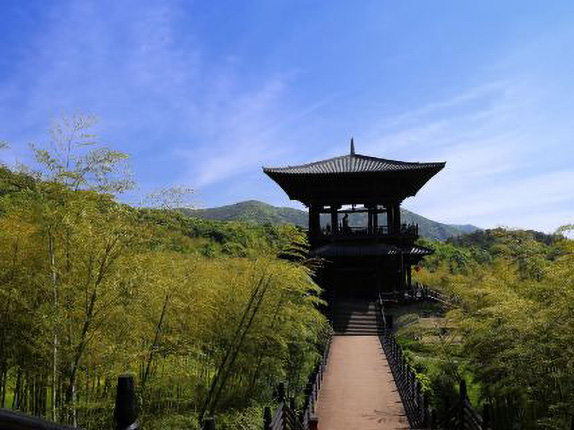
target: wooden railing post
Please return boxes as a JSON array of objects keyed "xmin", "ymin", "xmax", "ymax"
[
  {"xmin": 422, "ymin": 393, "xmax": 431, "ymax": 428},
  {"xmin": 482, "ymin": 402, "xmax": 490, "ymax": 430},
  {"xmin": 458, "ymin": 380, "xmax": 467, "ymax": 430},
  {"xmin": 114, "ymin": 374, "xmax": 139, "ymax": 430},
  {"xmin": 386, "ymin": 314, "xmax": 394, "ymax": 330},
  {"xmin": 263, "ymin": 406, "xmax": 272, "ymax": 430},
  {"xmin": 309, "ymin": 415, "xmax": 319, "ymax": 430},
  {"xmin": 277, "ymin": 382, "xmax": 286, "ymax": 402},
  {"xmin": 203, "ymin": 416, "xmax": 215, "ymax": 430}
]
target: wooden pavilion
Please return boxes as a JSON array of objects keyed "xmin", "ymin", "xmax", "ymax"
[{"xmin": 263, "ymin": 140, "xmax": 445, "ymax": 300}]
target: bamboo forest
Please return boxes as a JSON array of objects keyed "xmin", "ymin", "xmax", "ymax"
[{"xmin": 0, "ymin": 116, "xmax": 573, "ymax": 430}]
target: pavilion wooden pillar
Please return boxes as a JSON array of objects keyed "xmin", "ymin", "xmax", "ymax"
[
  {"xmin": 330, "ymin": 206, "xmax": 339, "ymax": 232},
  {"xmin": 367, "ymin": 207, "xmax": 373, "ymax": 234},
  {"xmin": 386, "ymin": 203, "xmax": 395, "ymax": 234},
  {"xmin": 393, "ymin": 202, "xmax": 402, "ymax": 234},
  {"xmin": 308, "ymin": 205, "xmax": 321, "ymax": 238},
  {"xmin": 399, "ymin": 252, "xmax": 406, "ymax": 290}
]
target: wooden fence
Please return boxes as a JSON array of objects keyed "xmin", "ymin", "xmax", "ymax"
[
  {"xmin": 263, "ymin": 383, "xmax": 304, "ymax": 430},
  {"xmin": 377, "ymin": 286, "xmax": 494, "ymax": 430},
  {"xmin": 0, "ymin": 374, "xmax": 139, "ymax": 430},
  {"xmin": 264, "ymin": 334, "xmax": 331, "ymax": 430},
  {"xmin": 376, "ymin": 299, "xmax": 431, "ymax": 428},
  {"xmin": 379, "ymin": 282, "xmax": 455, "ymax": 307},
  {"xmin": 433, "ymin": 380, "xmax": 486, "ymax": 430}
]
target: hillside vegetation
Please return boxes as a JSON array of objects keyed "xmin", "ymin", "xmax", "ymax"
[
  {"xmin": 401, "ymin": 227, "xmax": 574, "ymax": 429},
  {"xmin": 0, "ymin": 116, "xmax": 327, "ymax": 430},
  {"xmin": 184, "ymin": 200, "xmax": 479, "ymax": 241}
]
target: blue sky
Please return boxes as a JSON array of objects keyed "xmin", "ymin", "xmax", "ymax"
[{"xmin": 1, "ymin": 0, "xmax": 573, "ymax": 232}]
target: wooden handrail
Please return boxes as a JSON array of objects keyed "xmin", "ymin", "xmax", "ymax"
[
  {"xmin": 0, "ymin": 374, "xmax": 139, "ymax": 430},
  {"xmin": 376, "ymin": 295, "xmax": 430, "ymax": 429},
  {"xmin": 378, "ymin": 290, "xmax": 491, "ymax": 430},
  {"xmin": 266, "ymin": 335, "xmax": 332, "ymax": 430},
  {"xmin": 0, "ymin": 409, "xmax": 85, "ymax": 430}
]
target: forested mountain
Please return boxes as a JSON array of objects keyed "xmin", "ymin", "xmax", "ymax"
[{"xmin": 183, "ymin": 200, "xmax": 479, "ymax": 241}]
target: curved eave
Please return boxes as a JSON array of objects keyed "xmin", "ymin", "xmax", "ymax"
[
  {"xmin": 263, "ymin": 156, "xmax": 446, "ymax": 175},
  {"xmin": 263, "ymin": 163, "xmax": 445, "ymax": 205}
]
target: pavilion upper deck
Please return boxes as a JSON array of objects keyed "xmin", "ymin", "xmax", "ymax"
[{"xmin": 311, "ymin": 222, "xmax": 419, "ymax": 241}]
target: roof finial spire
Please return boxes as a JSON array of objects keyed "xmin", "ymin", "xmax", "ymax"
[{"xmin": 350, "ymin": 137, "xmax": 355, "ymax": 155}]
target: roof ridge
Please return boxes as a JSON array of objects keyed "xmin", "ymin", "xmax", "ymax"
[{"xmin": 263, "ymin": 152, "xmax": 445, "ymax": 174}]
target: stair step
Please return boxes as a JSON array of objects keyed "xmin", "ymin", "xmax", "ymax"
[
  {"xmin": 334, "ymin": 330, "xmax": 381, "ymax": 335},
  {"xmin": 335, "ymin": 304, "xmax": 376, "ymax": 309},
  {"xmin": 333, "ymin": 321, "xmax": 380, "ymax": 327},
  {"xmin": 333, "ymin": 312, "xmax": 377, "ymax": 317},
  {"xmin": 333, "ymin": 314, "xmax": 377, "ymax": 321}
]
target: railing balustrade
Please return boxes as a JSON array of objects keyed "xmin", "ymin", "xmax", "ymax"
[
  {"xmin": 265, "ymin": 334, "xmax": 332, "ymax": 430},
  {"xmin": 317, "ymin": 223, "xmax": 419, "ymax": 239},
  {"xmin": 377, "ymin": 285, "xmax": 494, "ymax": 430},
  {"xmin": 0, "ymin": 374, "xmax": 140, "ymax": 430},
  {"xmin": 376, "ymin": 298, "xmax": 430, "ymax": 428},
  {"xmin": 379, "ymin": 283, "xmax": 454, "ymax": 307}
]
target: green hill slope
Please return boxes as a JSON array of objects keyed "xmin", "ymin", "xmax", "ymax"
[{"xmin": 183, "ymin": 200, "xmax": 479, "ymax": 241}]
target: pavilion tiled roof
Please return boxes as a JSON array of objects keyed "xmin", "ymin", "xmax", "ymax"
[
  {"xmin": 263, "ymin": 153, "xmax": 445, "ymax": 176},
  {"xmin": 263, "ymin": 140, "xmax": 446, "ymax": 205}
]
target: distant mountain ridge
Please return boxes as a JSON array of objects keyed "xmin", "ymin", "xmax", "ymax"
[{"xmin": 183, "ymin": 200, "xmax": 479, "ymax": 241}]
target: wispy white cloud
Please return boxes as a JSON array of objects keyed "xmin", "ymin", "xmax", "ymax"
[
  {"xmin": 1, "ymin": 0, "xmax": 572, "ymax": 232},
  {"xmin": 0, "ymin": 0, "xmax": 339, "ymax": 196},
  {"xmin": 355, "ymin": 44, "xmax": 574, "ymax": 232}
]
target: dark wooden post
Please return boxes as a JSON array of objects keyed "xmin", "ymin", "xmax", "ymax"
[
  {"xmin": 482, "ymin": 402, "xmax": 490, "ymax": 430},
  {"xmin": 393, "ymin": 202, "xmax": 401, "ymax": 233},
  {"xmin": 203, "ymin": 416, "xmax": 215, "ymax": 430},
  {"xmin": 114, "ymin": 374, "xmax": 139, "ymax": 430},
  {"xmin": 367, "ymin": 207, "xmax": 373, "ymax": 233},
  {"xmin": 309, "ymin": 415, "xmax": 319, "ymax": 430},
  {"xmin": 422, "ymin": 393, "xmax": 431, "ymax": 428},
  {"xmin": 459, "ymin": 380, "xmax": 467, "ymax": 430},
  {"xmin": 385, "ymin": 314, "xmax": 393, "ymax": 330},
  {"xmin": 263, "ymin": 406, "xmax": 272, "ymax": 430},
  {"xmin": 309, "ymin": 205, "xmax": 321, "ymax": 238},
  {"xmin": 459, "ymin": 379, "xmax": 467, "ymax": 399},
  {"xmin": 386, "ymin": 203, "xmax": 394, "ymax": 234},
  {"xmin": 330, "ymin": 207, "xmax": 338, "ymax": 232},
  {"xmin": 277, "ymin": 382, "xmax": 286, "ymax": 402}
]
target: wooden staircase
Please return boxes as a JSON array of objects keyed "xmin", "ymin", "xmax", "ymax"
[{"xmin": 332, "ymin": 300, "xmax": 380, "ymax": 335}]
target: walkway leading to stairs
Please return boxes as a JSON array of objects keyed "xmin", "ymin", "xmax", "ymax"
[{"xmin": 316, "ymin": 335, "xmax": 409, "ymax": 430}]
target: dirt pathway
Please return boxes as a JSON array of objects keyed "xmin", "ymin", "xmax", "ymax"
[{"xmin": 315, "ymin": 335, "xmax": 409, "ymax": 430}]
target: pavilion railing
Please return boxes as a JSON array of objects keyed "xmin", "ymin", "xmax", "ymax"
[
  {"xmin": 379, "ymin": 283, "xmax": 455, "ymax": 308},
  {"xmin": 377, "ymin": 289, "xmax": 493, "ymax": 430},
  {"xmin": 376, "ymin": 297, "xmax": 430, "ymax": 428},
  {"xmin": 432, "ymin": 380, "xmax": 488, "ymax": 430},
  {"xmin": 318, "ymin": 223, "xmax": 419, "ymax": 239},
  {"xmin": 0, "ymin": 374, "xmax": 139, "ymax": 430},
  {"xmin": 264, "ymin": 334, "xmax": 332, "ymax": 430},
  {"xmin": 263, "ymin": 383, "xmax": 304, "ymax": 430}
]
